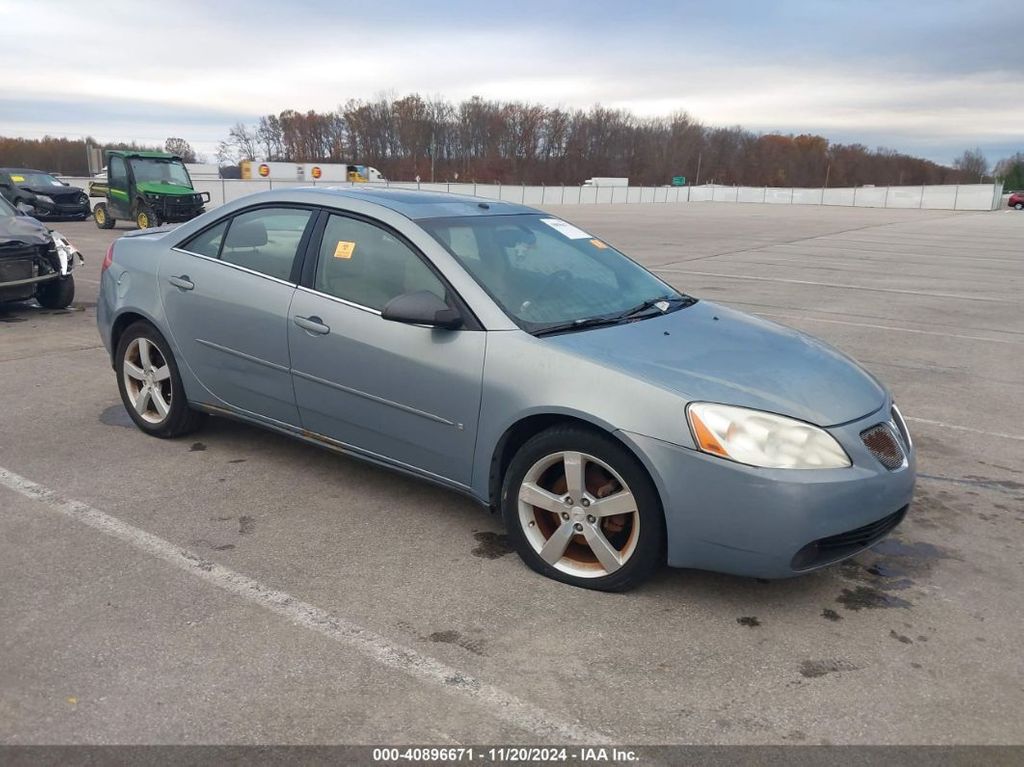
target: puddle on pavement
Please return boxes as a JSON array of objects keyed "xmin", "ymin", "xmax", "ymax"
[
  {"xmin": 836, "ymin": 585, "xmax": 912, "ymax": 611},
  {"xmin": 471, "ymin": 531, "xmax": 512, "ymax": 559},
  {"xmin": 99, "ymin": 404, "xmax": 134, "ymax": 428}
]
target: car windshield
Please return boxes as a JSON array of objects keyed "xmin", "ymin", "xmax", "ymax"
[
  {"xmin": 129, "ymin": 158, "xmax": 191, "ymax": 187},
  {"xmin": 0, "ymin": 194, "xmax": 16, "ymax": 216},
  {"xmin": 422, "ymin": 213, "xmax": 691, "ymax": 334},
  {"xmin": 8, "ymin": 171, "xmax": 64, "ymax": 188}
]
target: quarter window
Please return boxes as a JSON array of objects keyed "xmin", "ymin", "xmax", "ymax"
[
  {"xmin": 314, "ymin": 215, "xmax": 446, "ymax": 311},
  {"xmin": 219, "ymin": 207, "xmax": 313, "ymax": 282}
]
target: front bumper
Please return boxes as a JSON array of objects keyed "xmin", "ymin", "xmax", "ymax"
[
  {"xmin": 149, "ymin": 193, "xmax": 209, "ymax": 223},
  {"xmin": 620, "ymin": 403, "xmax": 916, "ymax": 579}
]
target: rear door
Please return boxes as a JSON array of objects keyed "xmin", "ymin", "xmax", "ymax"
[
  {"xmin": 288, "ymin": 212, "xmax": 485, "ymax": 485},
  {"xmin": 158, "ymin": 205, "xmax": 316, "ymax": 426}
]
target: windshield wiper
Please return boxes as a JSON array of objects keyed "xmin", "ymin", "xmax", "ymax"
[
  {"xmin": 533, "ymin": 315, "xmax": 628, "ymax": 337},
  {"xmin": 534, "ymin": 295, "xmax": 697, "ymax": 337},
  {"xmin": 614, "ymin": 294, "xmax": 694, "ymax": 321}
]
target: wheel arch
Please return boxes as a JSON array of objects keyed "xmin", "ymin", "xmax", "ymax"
[
  {"xmin": 109, "ymin": 309, "xmax": 163, "ymax": 367},
  {"xmin": 486, "ymin": 410, "xmax": 664, "ymax": 516}
]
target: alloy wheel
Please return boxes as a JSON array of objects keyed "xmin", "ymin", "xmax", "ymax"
[
  {"xmin": 517, "ymin": 451, "xmax": 640, "ymax": 578},
  {"xmin": 122, "ymin": 337, "xmax": 172, "ymax": 424}
]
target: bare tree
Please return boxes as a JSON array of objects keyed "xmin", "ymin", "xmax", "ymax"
[
  {"xmin": 953, "ymin": 148, "xmax": 988, "ymax": 182},
  {"xmin": 164, "ymin": 137, "xmax": 198, "ymax": 163}
]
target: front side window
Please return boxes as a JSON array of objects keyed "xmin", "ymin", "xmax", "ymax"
[
  {"xmin": 108, "ymin": 157, "xmax": 128, "ymax": 189},
  {"xmin": 314, "ymin": 214, "xmax": 446, "ymax": 311},
  {"xmin": 219, "ymin": 207, "xmax": 313, "ymax": 282},
  {"xmin": 422, "ymin": 214, "xmax": 687, "ymax": 332}
]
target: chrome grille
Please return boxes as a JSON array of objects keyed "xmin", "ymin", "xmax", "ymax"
[{"xmin": 861, "ymin": 423, "xmax": 905, "ymax": 470}]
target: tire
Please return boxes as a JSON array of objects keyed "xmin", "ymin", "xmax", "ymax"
[
  {"xmin": 501, "ymin": 425, "xmax": 665, "ymax": 591},
  {"xmin": 36, "ymin": 275, "xmax": 75, "ymax": 309},
  {"xmin": 93, "ymin": 202, "xmax": 115, "ymax": 229},
  {"xmin": 135, "ymin": 204, "xmax": 159, "ymax": 229},
  {"xmin": 1015, "ymin": 202, "xmax": 1023, "ymax": 211},
  {"xmin": 115, "ymin": 321, "xmax": 205, "ymax": 438}
]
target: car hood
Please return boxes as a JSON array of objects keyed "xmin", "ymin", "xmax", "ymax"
[
  {"xmin": 136, "ymin": 181, "xmax": 196, "ymax": 196},
  {"xmin": 0, "ymin": 214, "xmax": 51, "ymax": 249},
  {"xmin": 544, "ymin": 300, "xmax": 886, "ymax": 427},
  {"xmin": 19, "ymin": 183, "xmax": 85, "ymax": 196}
]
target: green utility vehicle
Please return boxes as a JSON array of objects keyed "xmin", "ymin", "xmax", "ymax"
[{"xmin": 89, "ymin": 151, "xmax": 210, "ymax": 230}]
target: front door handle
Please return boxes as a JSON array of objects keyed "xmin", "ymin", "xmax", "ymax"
[
  {"xmin": 168, "ymin": 275, "xmax": 194, "ymax": 291},
  {"xmin": 294, "ymin": 315, "xmax": 330, "ymax": 335}
]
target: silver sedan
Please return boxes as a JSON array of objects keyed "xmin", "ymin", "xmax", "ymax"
[{"xmin": 97, "ymin": 188, "xmax": 915, "ymax": 591}]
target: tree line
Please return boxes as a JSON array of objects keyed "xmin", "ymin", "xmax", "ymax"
[
  {"xmin": 0, "ymin": 136, "xmax": 199, "ymax": 175},
  {"xmin": 2, "ymin": 93, "xmax": 1019, "ymax": 189},
  {"xmin": 216, "ymin": 94, "xmax": 1012, "ymax": 187}
]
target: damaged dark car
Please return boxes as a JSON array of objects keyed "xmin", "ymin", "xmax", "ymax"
[
  {"xmin": 0, "ymin": 194, "xmax": 82, "ymax": 309},
  {"xmin": 0, "ymin": 167, "xmax": 91, "ymax": 221}
]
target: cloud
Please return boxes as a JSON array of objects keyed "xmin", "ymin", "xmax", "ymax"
[{"xmin": 2, "ymin": 0, "xmax": 1021, "ymax": 163}]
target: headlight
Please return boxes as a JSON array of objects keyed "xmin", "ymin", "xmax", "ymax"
[
  {"xmin": 687, "ymin": 402, "xmax": 851, "ymax": 469},
  {"xmin": 36, "ymin": 194, "xmax": 54, "ymax": 205}
]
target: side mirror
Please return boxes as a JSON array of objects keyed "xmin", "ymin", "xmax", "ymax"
[{"xmin": 382, "ymin": 290, "xmax": 463, "ymax": 330}]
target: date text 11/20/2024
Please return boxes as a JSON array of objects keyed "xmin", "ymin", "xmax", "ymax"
[{"xmin": 372, "ymin": 746, "xmax": 640, "ymax": 762}]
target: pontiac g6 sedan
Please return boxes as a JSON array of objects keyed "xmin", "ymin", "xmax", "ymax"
[{"xmin": 97, "ymin": 188, "xmax": 915, "ymax": 591}]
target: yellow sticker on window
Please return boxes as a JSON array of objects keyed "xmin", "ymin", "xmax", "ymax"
[
  {"xmin": 333, "ymin": 240, "xmax": 356, "ymax": 259},
  {"xmin": 10, "ymin": 175, "xmax": 25, "ymax": 182},
  {"xmin": 590, "ymin": 238, "xmax": 608, "ymax": 249}
]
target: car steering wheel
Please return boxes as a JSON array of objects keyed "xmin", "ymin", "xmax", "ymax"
[{"xmin": 530, "ymin": 269, "xmax": 574, "ymax": 306}]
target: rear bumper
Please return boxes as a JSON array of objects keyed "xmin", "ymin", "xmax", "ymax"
[{"xmin": 620, "ymin": 404, "xmax": 916, "ymax": 579}]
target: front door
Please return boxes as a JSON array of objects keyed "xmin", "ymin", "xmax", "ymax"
[
  {"xmin": 107, "ymin": 155, "xmax": 132, "ymax": 219},
  {"xmin": 288, "ymin": 212, "xmax": 485, "ymax": 486},
  {"xmin": 158, "ymin": 206, "xmax": 315, "ymax": 426}
]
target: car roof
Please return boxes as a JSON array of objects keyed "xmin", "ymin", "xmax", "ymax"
[
  {"xmin": 1, "ymin": 168, "xmax": 51, "ymax": 174},
  {"xmin": 300, "ymin": 186, "xmax": 539, "ymax": 220},
  {"xmin": 107, "ymin": 150, "xmax": 179, "ymax": 160}
]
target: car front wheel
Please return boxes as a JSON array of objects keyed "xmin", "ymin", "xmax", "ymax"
[
  {"xmin": 115, "ymin": 322, "xmax": 204, "ymax": 438},
  {"xmin": 501, "ymin": 425, "xmax": 665, "ymax": 591}
]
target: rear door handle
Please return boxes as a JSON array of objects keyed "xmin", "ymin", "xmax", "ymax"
[
  {"xmin": 294, "ymin": 315, "xmax": 330, "ymax": 335},
  {"xmin": 168, "ymin": 275, "xmax": 194, "ymax": 291}
]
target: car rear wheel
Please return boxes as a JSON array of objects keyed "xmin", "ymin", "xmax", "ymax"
[
  {"xmin": 501, "ymin": 425, "xmax": 665, "ymax": 591},
  {"xmin": 115, "ymin": 322, "xmax": 204, "ymax": 438},
  {"xmin": 35, "ymin": 275, "xmax": 75, "ymax": 309},
  {"xmin": 93, "ymin": 203, "xmax": 115, "ymax": 229}
]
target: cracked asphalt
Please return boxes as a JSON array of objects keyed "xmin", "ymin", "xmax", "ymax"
[{"xmin": 1, "ymin": 202, "xmax": 1022, "ymax": 745}]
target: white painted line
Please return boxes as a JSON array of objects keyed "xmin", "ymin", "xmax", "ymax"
[
  {"xmin": 0, "ymin": 466, "xmax": 612, "ymax": 745},
  {"xmin": 653, "ymin": 268, "xmax": 1016, "ymax": 304},
  {"xmin": 905, "ymin": 417, "xmax": 1024, "ymax": 443},
  {"xmin": 753, "ymin": 312, "xmax": 1023, "ymax": 346}
]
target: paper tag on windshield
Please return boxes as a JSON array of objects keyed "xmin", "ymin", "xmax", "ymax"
[
  {"xmin": 333, "ymin": 241, "xmax": 356, "ymax": 259},
  {"xmin": 540, "ymin": 218, "xmax": 591, "ymax": 240}
]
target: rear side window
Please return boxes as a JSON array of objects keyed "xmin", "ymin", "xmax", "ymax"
[
  {"xmin": 219, "ymin": 207, "xmax": 312, "ymax": 282},
  {"xmin": 182, "ymin": 220, "xmax": 228, "ymax": 258},
  {"xmin": 314, "ymin": 214, "xmax": 445, "ymax": 311}
]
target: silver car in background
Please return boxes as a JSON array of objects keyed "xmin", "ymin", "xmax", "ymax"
[{"xmin": 97, "ymin": 188, "xmax": 915, "ymax": 591}]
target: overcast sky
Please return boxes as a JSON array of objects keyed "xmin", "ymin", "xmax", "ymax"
[{"xmin": 2, "ymin": 0, "xmax": 1020, "ymax": 165}]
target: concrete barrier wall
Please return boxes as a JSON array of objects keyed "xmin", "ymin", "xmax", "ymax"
[{"xmin": 64, "ymin": 178, "xmax": 1004, "ymax": 212}]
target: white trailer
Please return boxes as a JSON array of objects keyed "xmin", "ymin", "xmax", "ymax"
[
  {"xmin": 583, "ymin": 177, "xmax": 629, "ymax": 187},
  {"xmin": 240, "ymin": 161, "xmax": 387, "ymax": 183}
]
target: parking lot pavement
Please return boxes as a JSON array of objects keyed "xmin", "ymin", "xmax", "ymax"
[{"xmin": 2, "ymin": 204, "xmax": 1023, "ymax": 745}]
